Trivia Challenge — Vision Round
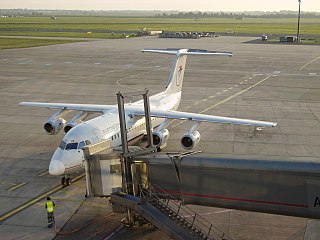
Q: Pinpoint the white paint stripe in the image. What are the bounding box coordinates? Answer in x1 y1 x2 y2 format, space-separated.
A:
299 56 320 70
199 75 271 114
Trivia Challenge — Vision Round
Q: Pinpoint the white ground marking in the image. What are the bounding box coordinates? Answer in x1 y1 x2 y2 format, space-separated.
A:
299 56 320 70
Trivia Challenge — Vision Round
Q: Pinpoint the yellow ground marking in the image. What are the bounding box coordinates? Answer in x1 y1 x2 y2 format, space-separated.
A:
208 95 215 99
0 181 16 186
299 56 320 71
7 182 26 191
193 102 201 106
228 87 234 90
199 76 271 114
0 173 85 222
239 82 243 85
38 170 49 177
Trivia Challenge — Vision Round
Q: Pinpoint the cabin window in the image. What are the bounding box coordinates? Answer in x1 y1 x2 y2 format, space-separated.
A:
78 141 86 149
66 142 78 150
59 141 67 150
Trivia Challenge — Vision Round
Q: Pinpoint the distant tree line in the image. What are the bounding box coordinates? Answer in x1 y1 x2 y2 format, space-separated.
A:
155 11 320 18
1 9 319 18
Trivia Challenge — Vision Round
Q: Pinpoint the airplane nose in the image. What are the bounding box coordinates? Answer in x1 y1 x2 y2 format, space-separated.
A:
49 160 65 176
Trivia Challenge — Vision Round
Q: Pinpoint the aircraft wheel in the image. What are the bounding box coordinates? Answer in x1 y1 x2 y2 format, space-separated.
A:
66 178 72 186
61 177 66 186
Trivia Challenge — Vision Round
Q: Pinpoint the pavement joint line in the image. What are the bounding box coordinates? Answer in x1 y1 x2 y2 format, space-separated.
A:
7 182 26 191
199 75 271 114
38 170 49 177
0 173 85 223
299 56 320 71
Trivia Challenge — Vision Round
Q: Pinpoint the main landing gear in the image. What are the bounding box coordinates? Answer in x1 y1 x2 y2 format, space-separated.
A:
61 176 72 186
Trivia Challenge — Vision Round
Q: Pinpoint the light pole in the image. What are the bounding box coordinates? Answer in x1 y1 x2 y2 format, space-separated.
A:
296 0 301 43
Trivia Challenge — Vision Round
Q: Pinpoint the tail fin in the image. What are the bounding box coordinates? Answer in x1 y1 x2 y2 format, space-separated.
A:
142 48 232 94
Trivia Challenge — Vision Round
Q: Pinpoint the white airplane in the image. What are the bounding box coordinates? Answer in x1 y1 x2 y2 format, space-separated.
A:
20 48 277 186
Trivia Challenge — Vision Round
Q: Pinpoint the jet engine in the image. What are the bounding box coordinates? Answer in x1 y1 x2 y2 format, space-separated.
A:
181 131 201 150
152 129 170 147
44 118 66 135
63 112 88 133
63 121 81 133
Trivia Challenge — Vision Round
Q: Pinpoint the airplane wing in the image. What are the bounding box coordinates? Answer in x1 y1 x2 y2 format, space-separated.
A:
131 108 277 127
20 102 277 127
19 102 117 113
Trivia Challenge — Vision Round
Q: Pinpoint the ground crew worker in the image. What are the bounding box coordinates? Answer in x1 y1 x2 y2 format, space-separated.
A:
45 196 55 228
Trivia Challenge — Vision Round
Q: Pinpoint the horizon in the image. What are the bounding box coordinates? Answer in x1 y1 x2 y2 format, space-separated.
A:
1 0 319 12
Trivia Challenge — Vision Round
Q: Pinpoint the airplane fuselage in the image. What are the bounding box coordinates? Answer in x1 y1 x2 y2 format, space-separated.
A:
48 91 181 176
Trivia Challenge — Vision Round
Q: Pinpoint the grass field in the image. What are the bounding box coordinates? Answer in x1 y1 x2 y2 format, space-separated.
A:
1 17 320 36
0 38 83 50
0 32 133 39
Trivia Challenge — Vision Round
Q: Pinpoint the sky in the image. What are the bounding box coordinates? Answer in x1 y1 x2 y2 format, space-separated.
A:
1 0 319 12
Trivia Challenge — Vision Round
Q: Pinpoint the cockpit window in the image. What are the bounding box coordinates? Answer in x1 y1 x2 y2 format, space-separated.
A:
78 141 86 149
66 142 78 150
59 141 67 150
85 140 91 145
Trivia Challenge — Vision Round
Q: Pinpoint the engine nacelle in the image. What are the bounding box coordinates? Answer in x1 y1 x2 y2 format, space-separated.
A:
152 129 170 147
44 118 66 135
181 131 201 150
64 121 83 133
64 112 88 133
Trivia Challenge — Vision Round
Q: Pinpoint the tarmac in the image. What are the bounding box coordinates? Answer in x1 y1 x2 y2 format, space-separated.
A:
0 35 320 239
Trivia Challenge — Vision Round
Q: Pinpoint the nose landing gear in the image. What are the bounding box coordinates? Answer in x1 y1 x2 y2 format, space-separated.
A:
61 176 72 186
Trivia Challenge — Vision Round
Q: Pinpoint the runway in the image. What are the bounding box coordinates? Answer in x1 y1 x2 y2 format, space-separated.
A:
0 36 320 239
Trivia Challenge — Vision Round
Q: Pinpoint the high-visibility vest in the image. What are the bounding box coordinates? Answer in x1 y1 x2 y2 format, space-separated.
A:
46 201 54 213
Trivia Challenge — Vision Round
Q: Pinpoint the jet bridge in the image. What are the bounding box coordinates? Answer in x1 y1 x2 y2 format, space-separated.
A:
135 153 320 220
84 150 320 220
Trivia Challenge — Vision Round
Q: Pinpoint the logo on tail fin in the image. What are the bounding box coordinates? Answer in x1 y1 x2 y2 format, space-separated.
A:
175 66 183 86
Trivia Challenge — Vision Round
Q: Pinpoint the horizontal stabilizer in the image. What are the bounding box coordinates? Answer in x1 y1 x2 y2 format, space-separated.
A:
142 48 232 57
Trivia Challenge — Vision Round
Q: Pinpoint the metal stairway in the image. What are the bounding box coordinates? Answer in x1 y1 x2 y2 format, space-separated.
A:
110 183 233 240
